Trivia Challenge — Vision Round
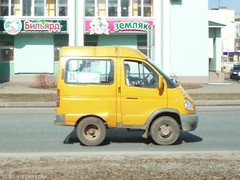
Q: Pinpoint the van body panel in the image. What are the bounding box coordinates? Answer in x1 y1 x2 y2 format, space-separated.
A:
59 84 117 127
167 87 196 115
60 46 146 59
116 58 122 124
120 58 168 126
116 108 181 129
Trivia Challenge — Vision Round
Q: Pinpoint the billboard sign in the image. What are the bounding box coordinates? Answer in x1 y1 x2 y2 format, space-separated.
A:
85 18 153 34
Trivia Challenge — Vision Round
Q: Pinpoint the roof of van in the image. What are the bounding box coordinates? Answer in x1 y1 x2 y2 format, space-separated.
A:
60 46 147 59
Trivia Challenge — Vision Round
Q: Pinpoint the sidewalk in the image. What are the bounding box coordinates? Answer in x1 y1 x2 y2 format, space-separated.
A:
0 80 240 107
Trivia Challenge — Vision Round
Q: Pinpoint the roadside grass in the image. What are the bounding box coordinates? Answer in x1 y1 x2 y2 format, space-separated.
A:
181 84 203 90
189 93 240 100
0 94 57 102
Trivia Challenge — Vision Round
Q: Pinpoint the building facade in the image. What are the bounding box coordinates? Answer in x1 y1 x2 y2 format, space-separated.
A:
209 8 240 73
0 0 209 83
234 15 240 63
0 0 69 82
209 8 236 64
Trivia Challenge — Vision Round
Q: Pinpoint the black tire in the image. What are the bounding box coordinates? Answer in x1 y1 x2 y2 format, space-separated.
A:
150 116 180 145
76 117 106 146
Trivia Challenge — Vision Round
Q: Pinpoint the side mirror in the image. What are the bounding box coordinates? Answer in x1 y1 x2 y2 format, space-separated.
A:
158 76 164 90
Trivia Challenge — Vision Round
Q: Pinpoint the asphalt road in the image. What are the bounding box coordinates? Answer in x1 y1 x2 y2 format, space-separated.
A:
0 107 240 153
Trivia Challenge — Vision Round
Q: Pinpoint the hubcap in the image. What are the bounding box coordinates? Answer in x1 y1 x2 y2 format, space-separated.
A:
159 124 172 138
84 124 100 140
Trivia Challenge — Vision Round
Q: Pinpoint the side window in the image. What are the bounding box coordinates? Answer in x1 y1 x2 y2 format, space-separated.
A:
143 63 158 88
66 59 114 84
124 61 158 88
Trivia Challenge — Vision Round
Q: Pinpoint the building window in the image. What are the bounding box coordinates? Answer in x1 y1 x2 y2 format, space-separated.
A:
11 0 20 16
54 41 68 61
35 0 44 16
121 0 129 17
132 0 141 16
1 0 67 17
47 0 56 16
0 41 14 62
22 0 32 16
144 0 152 17
83 0 154 17
54 35 69 61
108 0 117 16
85 0 95 16
57 0 67 16
137 41 147 56
0 0 9 16
98 0 106 16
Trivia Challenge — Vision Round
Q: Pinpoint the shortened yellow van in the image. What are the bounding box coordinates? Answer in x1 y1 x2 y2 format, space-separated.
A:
55 46 198 146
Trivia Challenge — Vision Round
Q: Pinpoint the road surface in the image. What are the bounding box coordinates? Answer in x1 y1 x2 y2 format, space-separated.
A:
0 106 239 153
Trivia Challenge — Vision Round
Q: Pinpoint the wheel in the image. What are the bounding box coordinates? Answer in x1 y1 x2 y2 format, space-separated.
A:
76 117 106 146
150 116 180 145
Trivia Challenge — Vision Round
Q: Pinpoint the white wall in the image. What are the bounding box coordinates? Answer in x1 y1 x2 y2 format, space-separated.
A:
68 0 76 46
76 0 84 46
98 35 138 49
14 34 54 73
169 0 209 82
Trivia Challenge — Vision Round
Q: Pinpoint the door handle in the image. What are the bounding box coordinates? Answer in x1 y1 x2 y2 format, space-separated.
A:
126 97 138 100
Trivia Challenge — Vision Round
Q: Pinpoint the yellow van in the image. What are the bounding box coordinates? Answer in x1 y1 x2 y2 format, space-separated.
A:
55 46 198 146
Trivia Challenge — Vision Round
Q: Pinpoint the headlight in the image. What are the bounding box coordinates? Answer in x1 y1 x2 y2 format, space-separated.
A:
184 98 193 111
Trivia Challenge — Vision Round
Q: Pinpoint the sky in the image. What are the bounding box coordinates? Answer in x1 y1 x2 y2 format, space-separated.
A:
209 0 240 14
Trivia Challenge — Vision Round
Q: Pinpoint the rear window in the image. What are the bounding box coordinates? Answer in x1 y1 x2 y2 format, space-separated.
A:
65 59 114 84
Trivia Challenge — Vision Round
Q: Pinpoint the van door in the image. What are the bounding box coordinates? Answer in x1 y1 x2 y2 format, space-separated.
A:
63 58 117 127
120 59 167 126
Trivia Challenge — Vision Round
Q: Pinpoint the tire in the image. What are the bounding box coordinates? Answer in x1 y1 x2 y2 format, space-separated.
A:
76 117 106 146
150 116 180 145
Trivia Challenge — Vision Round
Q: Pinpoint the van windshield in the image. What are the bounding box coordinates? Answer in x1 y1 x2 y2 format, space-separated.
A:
147 58 179 88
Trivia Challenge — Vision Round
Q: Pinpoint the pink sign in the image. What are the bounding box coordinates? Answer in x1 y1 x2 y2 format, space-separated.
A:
85 18 153 34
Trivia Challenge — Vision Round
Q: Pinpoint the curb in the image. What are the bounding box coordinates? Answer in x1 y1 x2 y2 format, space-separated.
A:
0 101 240 108
195 100 240 106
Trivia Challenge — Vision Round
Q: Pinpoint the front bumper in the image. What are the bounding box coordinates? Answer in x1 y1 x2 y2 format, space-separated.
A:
231 74 240 80
181 114 198 131
54 114 66 126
